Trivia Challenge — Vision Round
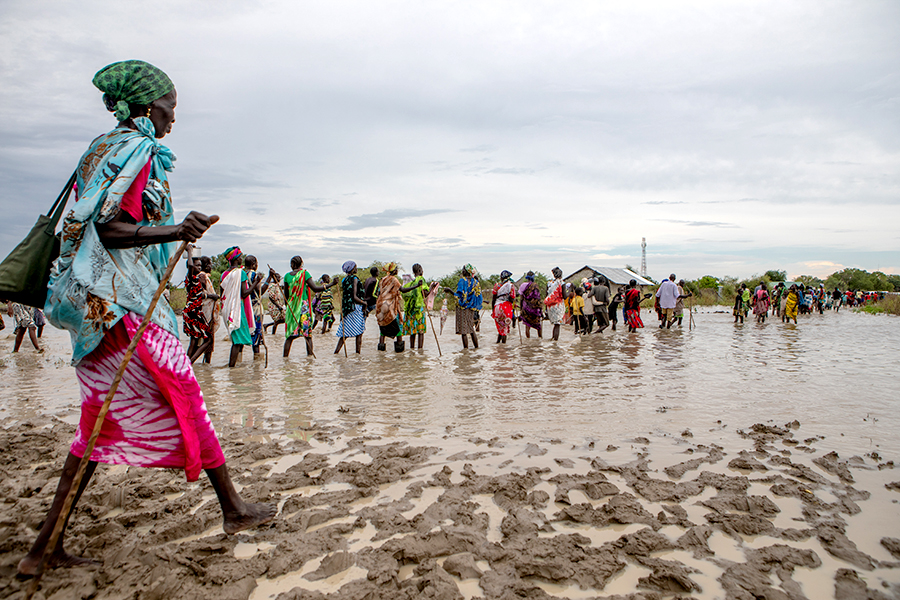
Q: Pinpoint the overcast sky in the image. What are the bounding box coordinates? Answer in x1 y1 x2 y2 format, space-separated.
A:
1 0 898 282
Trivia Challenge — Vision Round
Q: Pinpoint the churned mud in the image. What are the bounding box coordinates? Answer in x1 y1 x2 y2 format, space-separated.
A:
2 419 899 599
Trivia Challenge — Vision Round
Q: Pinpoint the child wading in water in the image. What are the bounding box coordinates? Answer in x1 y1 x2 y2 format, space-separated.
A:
318 274 338 334
733 284 747 324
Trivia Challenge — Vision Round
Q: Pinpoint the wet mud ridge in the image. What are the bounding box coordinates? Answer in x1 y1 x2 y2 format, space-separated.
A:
2 419 899 600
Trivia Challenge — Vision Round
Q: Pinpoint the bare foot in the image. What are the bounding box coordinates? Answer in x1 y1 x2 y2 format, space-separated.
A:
223 502 277 534
17 551 100 576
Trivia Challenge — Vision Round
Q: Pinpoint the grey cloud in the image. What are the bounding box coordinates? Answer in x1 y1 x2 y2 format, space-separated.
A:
460 144 498 153
484 167 535 175
332 208 455 231
654 219 740 228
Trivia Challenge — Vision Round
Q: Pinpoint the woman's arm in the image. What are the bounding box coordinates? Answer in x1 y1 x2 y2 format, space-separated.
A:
185 245 199 275
96 209 217 249
307 277 327 294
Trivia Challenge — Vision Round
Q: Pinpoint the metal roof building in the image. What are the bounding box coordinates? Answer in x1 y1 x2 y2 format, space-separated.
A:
564 266 656 290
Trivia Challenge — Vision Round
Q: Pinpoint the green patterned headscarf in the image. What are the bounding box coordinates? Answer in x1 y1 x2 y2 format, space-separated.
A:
92 60 174 121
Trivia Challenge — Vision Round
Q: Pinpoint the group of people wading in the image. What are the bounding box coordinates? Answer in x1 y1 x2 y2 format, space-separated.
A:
732 281 857 326
180 261 713 363
182 251 442 362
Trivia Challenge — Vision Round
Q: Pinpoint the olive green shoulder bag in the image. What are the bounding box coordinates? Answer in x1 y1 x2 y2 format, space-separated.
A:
0 172 77 308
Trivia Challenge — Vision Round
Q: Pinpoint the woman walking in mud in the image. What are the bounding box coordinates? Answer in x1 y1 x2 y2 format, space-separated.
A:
265 271 286 336
451 264 481 348
623 279 649 333
182 246 216 363
519 271 543 338
8 302 43 353
783 284 801 324
283 255 328 357
753 282 770 323
221 246 254 367
545 267 566 341
376 262 417 351
491 270 516 344
198 255 220 363
21 61 275 577
733 283 747 324
401 263 428 349
334 261 366 354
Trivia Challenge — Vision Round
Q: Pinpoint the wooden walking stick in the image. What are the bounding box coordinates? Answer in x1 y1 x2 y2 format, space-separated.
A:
427 311 442 356
25 236 196 600
689 295 695 330
338 314 348 356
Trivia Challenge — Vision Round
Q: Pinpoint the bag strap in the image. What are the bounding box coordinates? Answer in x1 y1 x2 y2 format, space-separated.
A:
46 171 78 233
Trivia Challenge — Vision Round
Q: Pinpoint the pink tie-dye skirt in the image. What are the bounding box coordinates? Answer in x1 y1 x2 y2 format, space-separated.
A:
70 312 225 481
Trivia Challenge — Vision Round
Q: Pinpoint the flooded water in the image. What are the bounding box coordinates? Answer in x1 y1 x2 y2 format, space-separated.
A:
1 308 897 456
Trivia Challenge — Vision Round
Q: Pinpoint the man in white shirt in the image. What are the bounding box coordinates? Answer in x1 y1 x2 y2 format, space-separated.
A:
656 274 680 329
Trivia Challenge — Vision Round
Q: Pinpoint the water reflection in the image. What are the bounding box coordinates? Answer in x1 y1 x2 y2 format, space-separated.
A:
1 310 898 456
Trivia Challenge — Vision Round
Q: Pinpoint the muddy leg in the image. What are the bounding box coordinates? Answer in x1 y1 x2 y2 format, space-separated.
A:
18 453 99 575
13 328 25 352
206 464 276 535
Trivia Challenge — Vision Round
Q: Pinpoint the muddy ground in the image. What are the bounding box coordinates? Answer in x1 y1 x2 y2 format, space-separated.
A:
2 418 899 600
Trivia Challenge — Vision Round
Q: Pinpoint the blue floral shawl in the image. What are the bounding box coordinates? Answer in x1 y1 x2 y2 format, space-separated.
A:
46 117 177 365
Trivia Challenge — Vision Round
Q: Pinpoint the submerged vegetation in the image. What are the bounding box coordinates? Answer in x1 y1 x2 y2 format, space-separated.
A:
855 294 900 316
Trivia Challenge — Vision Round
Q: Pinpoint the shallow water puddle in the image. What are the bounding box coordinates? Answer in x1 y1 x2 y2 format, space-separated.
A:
234 541 276 559
471 493 507 543
706 530 745 561
401 486 444 520
189 493 216 515
600 563 654 596
455 577 483 600
267 453 307 476
345 521 378 553
168 524 224 545
276 482 355 514
657 549 727 597
527 577 604 598
542 521 647 546
250 556 368 600
306 514 357 533
743 535 855 598
566 489 608 506
841 468 900 562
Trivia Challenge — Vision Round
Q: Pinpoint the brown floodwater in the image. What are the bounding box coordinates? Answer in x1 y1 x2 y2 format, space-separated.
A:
1 308 897 456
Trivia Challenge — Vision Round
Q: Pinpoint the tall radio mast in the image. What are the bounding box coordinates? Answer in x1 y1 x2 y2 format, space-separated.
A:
640 238 647 278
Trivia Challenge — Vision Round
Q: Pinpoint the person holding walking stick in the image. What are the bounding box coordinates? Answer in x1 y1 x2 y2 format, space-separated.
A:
19 60 275 578
334 261 366 354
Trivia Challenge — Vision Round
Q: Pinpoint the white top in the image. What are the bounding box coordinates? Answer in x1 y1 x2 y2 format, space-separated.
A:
656 279 680 309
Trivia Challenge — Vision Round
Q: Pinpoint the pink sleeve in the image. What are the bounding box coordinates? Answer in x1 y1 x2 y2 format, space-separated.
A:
120 159 152 222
